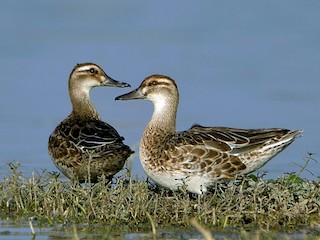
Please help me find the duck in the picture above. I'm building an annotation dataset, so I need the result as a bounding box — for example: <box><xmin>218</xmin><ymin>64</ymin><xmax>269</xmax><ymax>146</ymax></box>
<box><xmin>48</xmin><ymin>63</ymin><xmax>134</xmax><ymax>183</ymax></box>
<box><xmin>115</xmin><ymin>74</ymin><xmax>302</xmax><ymax>194</ymax></box>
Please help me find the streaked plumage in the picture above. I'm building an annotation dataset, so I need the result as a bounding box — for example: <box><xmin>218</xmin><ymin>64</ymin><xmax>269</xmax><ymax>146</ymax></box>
<box><xmin>116</xmin><ymin>74</ymin><xmax>302</xmax><ymax>194</ymax></box>
<box><xmin>48</xmin><ymin>63</ymin><xmax>134</xmax><ymax>182</ymax></box>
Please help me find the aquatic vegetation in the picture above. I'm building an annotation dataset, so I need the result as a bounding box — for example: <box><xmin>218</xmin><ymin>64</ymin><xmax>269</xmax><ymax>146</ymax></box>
<box><xmin>0</xmin><ymin>161</ymin><xmax>319</xmax><ymax>231</ymax></box>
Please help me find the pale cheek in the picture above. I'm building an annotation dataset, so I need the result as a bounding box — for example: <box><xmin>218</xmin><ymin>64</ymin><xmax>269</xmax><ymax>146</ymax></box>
<box><xmin>76</xmin><ymin>82</ymin><xmax>95</xmax><ymax>96</ymax></box>
<box><xmin>82</xmin><ymin>79</ymin><xmax>98</xmax><ymax>90</ymax></box>
<box><xmin>151</xmin><ymin>94</ymin><xmax>167</xmax><ymax>112</ymax></box>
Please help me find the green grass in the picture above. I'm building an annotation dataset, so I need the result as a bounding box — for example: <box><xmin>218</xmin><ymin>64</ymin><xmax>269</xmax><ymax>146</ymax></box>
<box><xmin>0</xmin><ymin>158</ymin><xmax>319</xmax><ymax>232</ymax></box>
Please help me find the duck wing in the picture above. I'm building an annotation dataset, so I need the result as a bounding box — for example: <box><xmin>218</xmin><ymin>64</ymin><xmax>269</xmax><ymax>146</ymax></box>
<box><xmin>189</xmin><ymin>124</ymin><xmax>301</xmax><ymax>154</ymax></box>
<box><xmin>164</xmin><ymin>127</ymin><xmax>246</xmax><ymax>179</ymax></box>
<box><xmin>164</xmin><ymin>124</ymin><xmax>301</xmax><ymax>178</ymax></box>
<box><xmin>49</xmin><ymin>118</ymin><xmax>131</xmax><ymax>159</ymax></box>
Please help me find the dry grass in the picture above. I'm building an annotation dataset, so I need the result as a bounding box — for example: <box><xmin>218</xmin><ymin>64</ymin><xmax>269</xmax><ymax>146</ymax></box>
<box><xmin>0</xmin><ymin>158</ymin><xmax>319</xmax><ymax>232</ymax></box>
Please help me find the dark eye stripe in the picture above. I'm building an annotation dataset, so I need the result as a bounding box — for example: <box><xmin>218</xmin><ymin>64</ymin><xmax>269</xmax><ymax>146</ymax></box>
<box><xmin>146</xmin><ymin>80</ymin><xmax>171</xmax><ymax>87</ymax></box>
<box><xmin>160</xmin><ymin>81</ymin><xmax>171</xmax><ymax>86</ymax></box>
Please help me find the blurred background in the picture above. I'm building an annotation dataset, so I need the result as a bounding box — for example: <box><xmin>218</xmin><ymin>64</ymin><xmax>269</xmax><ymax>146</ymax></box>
<box><xmin>0</xmin><ymin>1</ymin><xmax>319</xmax><ymax>180</ymax></box>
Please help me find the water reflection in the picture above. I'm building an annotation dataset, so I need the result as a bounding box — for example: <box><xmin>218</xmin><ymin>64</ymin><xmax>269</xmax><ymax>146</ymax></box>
<box><xmin>0</xmin><ymin>216</ymin><xmax>318</xmax><ymax>239</ymax></box>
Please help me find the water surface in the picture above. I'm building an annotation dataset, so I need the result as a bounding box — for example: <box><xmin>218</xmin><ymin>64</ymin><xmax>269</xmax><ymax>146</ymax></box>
<box><xmin>0</xmin><ymin>216</ymin><xmax>318</xmax><ymax>240</ymax></box>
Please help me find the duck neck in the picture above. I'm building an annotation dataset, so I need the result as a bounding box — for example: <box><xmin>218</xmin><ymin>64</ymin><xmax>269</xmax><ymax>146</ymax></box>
<box><xmin>145</xmin><ymin>96</ymin><xmax>178</xmax><ymax>136</ymax></box>
<box><xmin>69</xmin><ymin>88</ymin><xmax>100</xmax><ymax>120</ymax></box>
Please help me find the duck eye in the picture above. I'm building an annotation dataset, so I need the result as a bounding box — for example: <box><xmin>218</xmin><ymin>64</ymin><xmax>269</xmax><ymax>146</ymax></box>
<box><xmin>89</xmin><ymin>68</ymin><xmax>97</xmax><ymax>74</ymax></box>
<box><xmin>148</xmin><ymin>81</ymin><xmax>157</xmax><ymax>86</ymax></box>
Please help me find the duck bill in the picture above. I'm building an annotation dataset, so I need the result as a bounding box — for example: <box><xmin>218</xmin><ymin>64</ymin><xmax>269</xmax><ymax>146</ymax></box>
<box><xmin>101</xmin><ymin>75</ymin><xmax>131</xmax><ymax>88</ymax></box>
<box><xmin>115</xmin><ymin>88</ymin><xmax>145</xmax><ymax>100</ymax></box>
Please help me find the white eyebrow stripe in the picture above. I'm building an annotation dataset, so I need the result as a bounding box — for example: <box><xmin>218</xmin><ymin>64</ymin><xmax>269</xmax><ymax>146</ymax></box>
<box><xmin>77</xmin><ymin>65</ymin><xmax>95</xmax><ymax>72</ymax></box>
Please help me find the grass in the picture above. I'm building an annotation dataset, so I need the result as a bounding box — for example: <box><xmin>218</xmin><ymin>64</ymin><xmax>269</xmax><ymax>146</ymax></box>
<box><xmin>0</xmin><ymin>156</ymin><xmax>319</xmax><ymax>234</ymax></box>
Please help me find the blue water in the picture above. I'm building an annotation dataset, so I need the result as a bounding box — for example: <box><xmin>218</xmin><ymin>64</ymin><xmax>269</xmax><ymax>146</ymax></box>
<box><xmin>1</xmin><ymin>1</ymin><xmax>319</xmax><ymax>183</ymax></box>
<box><xmin>0</xmin><ymin>217</ymin><xmax>318</xmax><ymax>240</ymax></box>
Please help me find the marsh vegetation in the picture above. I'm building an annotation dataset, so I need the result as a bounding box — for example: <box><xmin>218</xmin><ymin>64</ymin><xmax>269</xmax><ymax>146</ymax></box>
<box><xmin>0</xmin><ymin>156</ymin><xmax>319</xmax><ymax>239</ymax></box>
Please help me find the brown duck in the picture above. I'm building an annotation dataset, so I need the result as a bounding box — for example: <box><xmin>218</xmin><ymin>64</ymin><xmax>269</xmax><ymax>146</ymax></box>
<box><xmin>116</xmin><ymin>74</ymin><xmax>302</xmax><ymax>194</ymax></box>
<box><xmin>48</xmin><ymin>63</ymin><xmax>134</xmax><ymax>182</ymax></box>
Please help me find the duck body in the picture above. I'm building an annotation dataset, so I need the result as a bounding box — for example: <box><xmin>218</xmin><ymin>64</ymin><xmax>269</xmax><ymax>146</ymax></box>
<box><xmin>140</xmin><ymin>124</ymin><xmax>301</xmax><ymax>194</ymax></box>
<box><xmin>49</xmin><ymin>116</ymin><xmax>132</xmax><ymax>182</ymax></box>
<box><xmin>116</xmin><ymin>74</ymin><xmax>302</xmax><ymax>194</ymax></box>
<box><xmin>48</xmin><ymin>63</ymin><xmax>133</xmax><ymax>182</ymax></box>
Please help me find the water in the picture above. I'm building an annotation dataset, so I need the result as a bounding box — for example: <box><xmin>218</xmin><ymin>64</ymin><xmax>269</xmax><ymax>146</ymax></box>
<box><xmin>0</xmin><ymin>217</ymin><xmax>318</xmax><ymax>239</ymax></box>
<box><xmin>0</xmin><ymin>1</ymin><xmax>319</xmax><ymax>238</ymax></box>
